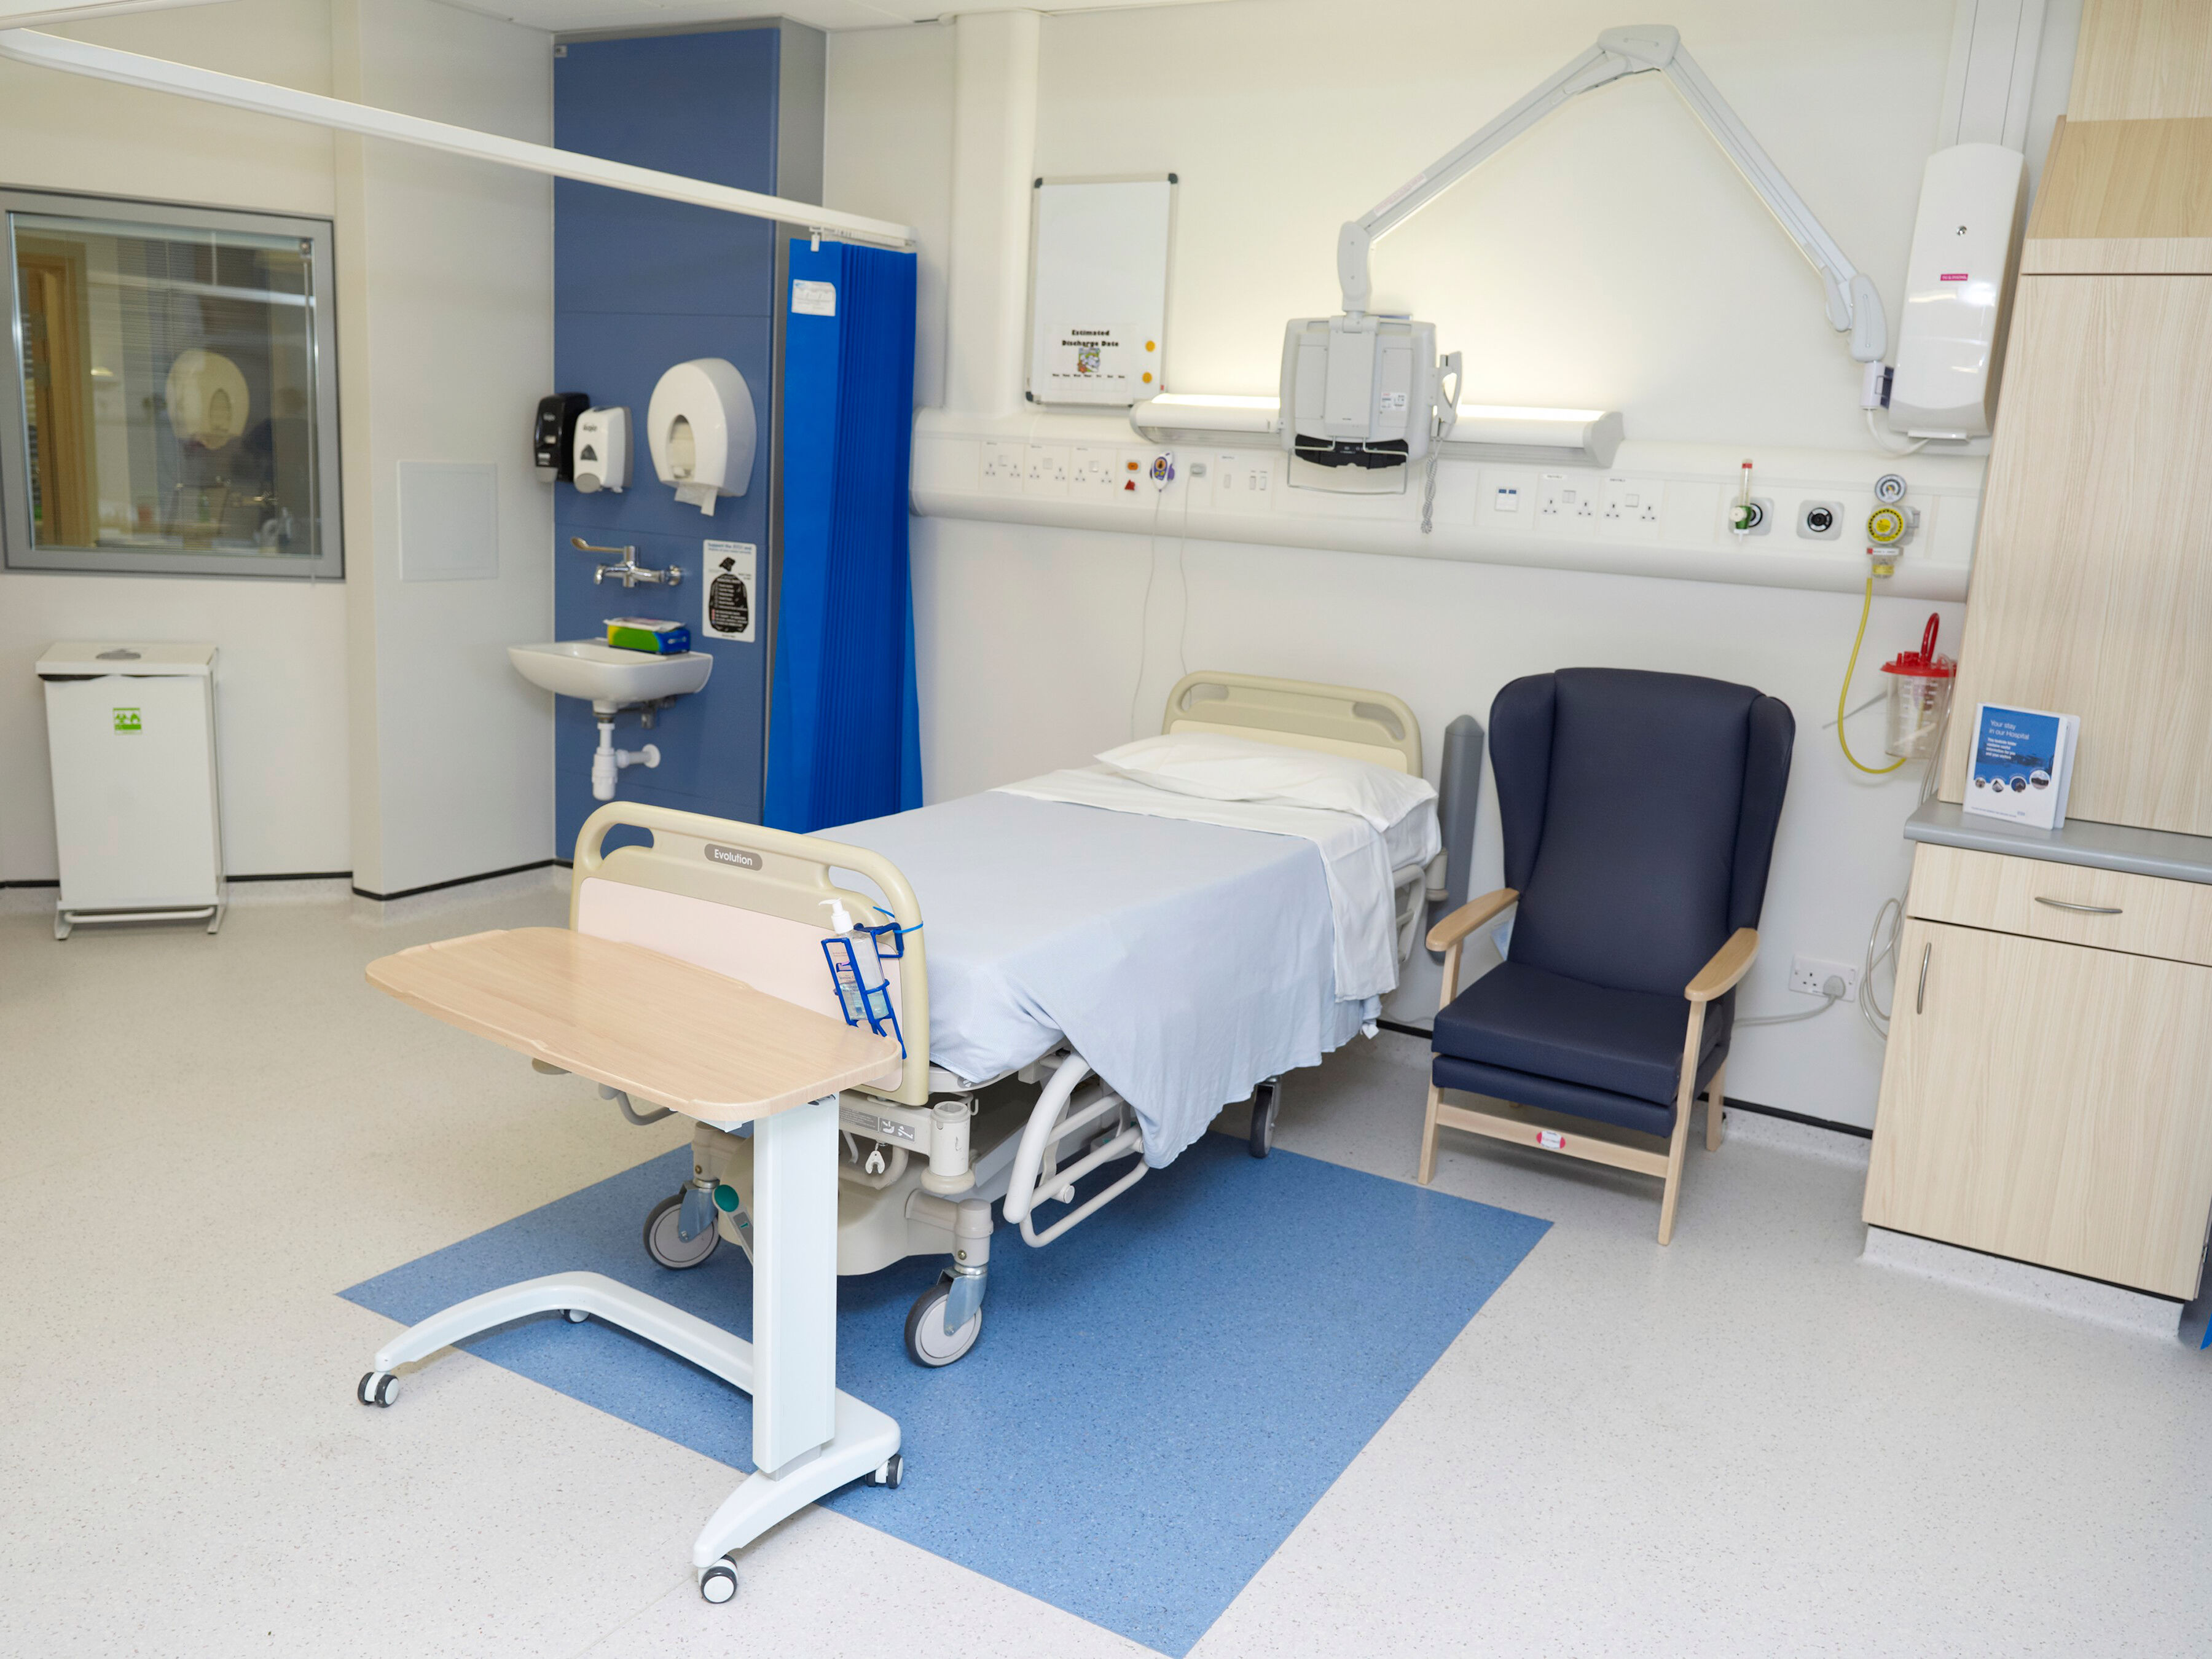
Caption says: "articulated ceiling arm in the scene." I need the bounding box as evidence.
[1647,33,1887,361]
[1337,40,1636,316]
[1335,23,1886,363]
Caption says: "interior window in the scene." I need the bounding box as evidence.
[2,194,340,578]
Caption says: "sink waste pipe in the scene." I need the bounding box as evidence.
[591,705,659,801]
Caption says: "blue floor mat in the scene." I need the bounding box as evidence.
[343,1134,1547,1655]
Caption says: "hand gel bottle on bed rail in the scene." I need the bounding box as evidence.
[820,899,904,1054]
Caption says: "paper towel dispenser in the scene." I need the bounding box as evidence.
[647,358,756,515]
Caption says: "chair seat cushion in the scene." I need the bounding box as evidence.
[1431,1055,1679,1140]
[1432,960,1725,1107]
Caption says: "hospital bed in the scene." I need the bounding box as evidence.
[353,669,1463,1602]
[611,672,1457,1367]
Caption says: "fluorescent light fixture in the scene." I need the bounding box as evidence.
[1129,393,1282,445]
[1454,403,1607,422]
[1132,394,1622,468]
[1443,405,1624,468]
[1147,394,1281,407]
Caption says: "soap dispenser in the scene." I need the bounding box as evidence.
[646,358,756,515]
[571,406,630,494]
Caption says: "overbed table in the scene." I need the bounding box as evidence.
[358,926,905,1602]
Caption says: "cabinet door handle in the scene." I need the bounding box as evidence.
[1916,942,1931,1014]
[2035,896,2123,916]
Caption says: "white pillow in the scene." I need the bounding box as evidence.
[1096,730,1435,831]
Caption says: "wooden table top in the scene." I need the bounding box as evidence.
[366,927,902,1121]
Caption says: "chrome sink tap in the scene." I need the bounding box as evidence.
[572,536,682,589]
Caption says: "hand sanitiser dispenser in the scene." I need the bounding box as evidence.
[572,406,630,493]
[647,358,756,514]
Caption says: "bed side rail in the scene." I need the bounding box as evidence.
[570,802,933,1107]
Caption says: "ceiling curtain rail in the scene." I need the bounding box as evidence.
[0,25,917,248]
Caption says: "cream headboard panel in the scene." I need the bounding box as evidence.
[1163,672,1423,775]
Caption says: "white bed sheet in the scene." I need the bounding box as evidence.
[997,764,1437,1002]
[825,790,1377,1167]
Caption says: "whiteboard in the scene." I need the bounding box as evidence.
[1027,178,1174,408]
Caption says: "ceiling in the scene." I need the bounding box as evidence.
[455,0,1228,35]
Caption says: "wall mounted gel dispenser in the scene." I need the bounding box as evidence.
[572,406,630,493]
[647,358,756,514]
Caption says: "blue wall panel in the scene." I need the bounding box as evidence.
[552,29,781,857]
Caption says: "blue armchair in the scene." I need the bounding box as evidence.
[1419,669,1794,1242]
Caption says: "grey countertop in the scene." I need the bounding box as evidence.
[1904,799,2212,886]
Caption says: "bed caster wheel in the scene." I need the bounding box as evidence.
[1249,1080,1281,1159]
[903,1276,982,1368]
[698,1559,738,1604]
[356,1371,399,1408]
[644,1191,721,1271]
[563,1308,589,1324]
[868,1453,904,1489]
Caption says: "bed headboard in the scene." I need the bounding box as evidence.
[1163,672,1423,775]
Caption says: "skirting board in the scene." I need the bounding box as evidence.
[1718,1102,1872,1168]
[4,876,351,915]
[1862,1225,2186,1339]
[227,877,353,908]
[349,861,567,927]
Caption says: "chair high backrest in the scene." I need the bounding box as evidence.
[1490,669,1795,998]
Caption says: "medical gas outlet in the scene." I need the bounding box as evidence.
[1728,460,1771,537]
[1865,476,1918,577]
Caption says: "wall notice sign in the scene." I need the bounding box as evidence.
[1028,177,1174,408]
[791,279,836,317]
[702,540,756,643]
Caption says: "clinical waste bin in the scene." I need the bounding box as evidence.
[37,641,224,940]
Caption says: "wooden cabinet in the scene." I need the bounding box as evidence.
[1875,9,2212,1300]
[1940,272,2212,834]
[1865,906,2212,1298]
[1906,842,2212,968]
[2068,0,2212,122]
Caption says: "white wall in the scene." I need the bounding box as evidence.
[827,0,2063,1129]
[0,0,350,880]
[0,0,557,893]
[333,0,555,896]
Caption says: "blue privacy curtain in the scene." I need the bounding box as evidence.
[765,240,923,831]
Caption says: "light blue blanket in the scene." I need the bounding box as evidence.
[826,791,1375,1167]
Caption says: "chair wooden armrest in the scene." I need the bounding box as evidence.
[1685,927,1759,1003]
[1425,888,1519,954]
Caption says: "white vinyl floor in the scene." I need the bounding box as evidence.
[2,885,2207,1658]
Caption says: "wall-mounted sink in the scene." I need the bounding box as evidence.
[509,640,713,710]
[512,640,715,802]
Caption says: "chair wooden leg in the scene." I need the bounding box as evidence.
[1418,1083,1443,1185]
[1658,1003,1708,1245]
[1418,940,1463,1188]
[1657,1100,1692,1245]
[1705,1061,1728,1151]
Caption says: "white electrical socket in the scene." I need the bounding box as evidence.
[980,441,1024,493]
[1789,954,1860,1001]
